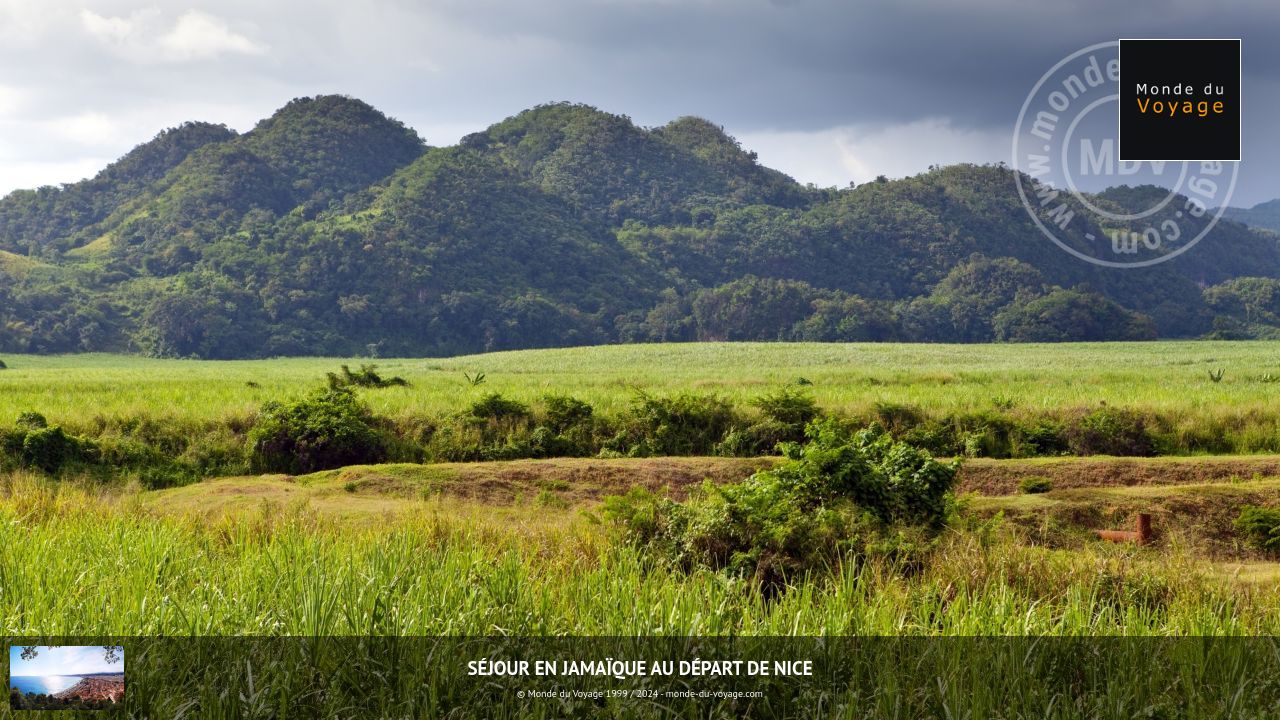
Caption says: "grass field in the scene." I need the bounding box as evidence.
[3,341,1280,427]
[2,344,1279,646]
[10,467,1280,717]
[2,467,1278,638]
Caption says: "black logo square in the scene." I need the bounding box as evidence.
[1119,39,1240,161]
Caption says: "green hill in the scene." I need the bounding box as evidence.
[1222,199,1280,234]
[1,96,1279,357]
[0,121,236,255]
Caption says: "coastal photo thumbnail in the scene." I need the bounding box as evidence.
[8,645,124,711]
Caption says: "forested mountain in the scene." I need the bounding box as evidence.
[1223,199,1280,234]
[2,96,1278,357]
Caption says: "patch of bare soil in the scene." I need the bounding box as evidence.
[958,456,1280,495]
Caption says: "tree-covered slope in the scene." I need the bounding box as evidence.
[0,122,236,255]
[1222,199,1280,234]
[465,103,815,225]
[1,96,1279,357]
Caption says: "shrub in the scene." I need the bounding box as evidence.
[1234,506,1280,555]
[718,387,822,455]
[542,395,594,433]
[0,427,23,464]
[468,393,531,422]
[21,426,94,474]
[249,389,389,474]
[16,411,47,430]
[520,426,576,459]
[1017,418,1068,456]
[952,411,1018,458]
[872,401,925,434]
[752,387,819,427]
[604,420,959,592]
[1064,406,1155,456]
[716,419,796,457]
[1019,476,1053,494]
[326,364,408,390]
[608,392,739,457]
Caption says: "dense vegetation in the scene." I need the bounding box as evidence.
[606,419,959,592]
[4,96,1280,357]
[8,341,1280,488]
[1223,198,1280,234]
[2,469,1278,640]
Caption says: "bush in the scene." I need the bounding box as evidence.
[1064,406,1155,456]
[752,387,819,428]
[604,420,959,592]
[542,395,593,433]
[326,364,408,390]
[607,392,740,457]
[21,426,87,473]
[718,387,822,455]
[1234,506,1280,555]
[2,413,97,474]
[872,402,925,434]
[716,419,796,457]
[468,393,531,422]
[1019,476,1053,494]
[249,389,390,474]
[16,411,47,430]
[1017,418,1068,456]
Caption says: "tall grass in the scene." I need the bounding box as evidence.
[2,474,1276,638]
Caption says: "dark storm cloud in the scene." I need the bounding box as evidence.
[407,0,1280,130]
[0,0,1276,203]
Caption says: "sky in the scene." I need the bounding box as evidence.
[1,0,1277,206]
[8,646,124,676]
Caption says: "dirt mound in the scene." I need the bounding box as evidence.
[958,456,1280,495]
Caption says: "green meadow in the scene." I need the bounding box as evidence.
[4,340,1280,425]
[2,342,1279,642]
[2,471,1277,638]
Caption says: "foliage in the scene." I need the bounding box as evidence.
[248,389,389,474]
[719,386,821,456]
[10,690,114,711]
[1065,406,1156,457]
[16,411,47,430]
[1234,506,1280,555]
[1,412,96,474]
[608,391,740,457]
[542,395,594,434]
[326,364,408,390]
[7,344,1280,482]
[2,97,1278,356]
[21,426,80,473]
[468,393,531,422]
[604,420,959,590]
[994,288,1158,342]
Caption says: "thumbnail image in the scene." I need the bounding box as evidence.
[9,646,124,711]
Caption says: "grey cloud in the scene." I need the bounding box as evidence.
[0,0,1275,203]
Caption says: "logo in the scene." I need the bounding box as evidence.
[1012,41,1238,268]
